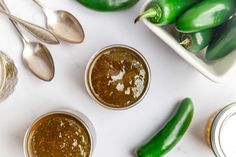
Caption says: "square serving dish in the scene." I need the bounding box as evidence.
[141,1,236,83]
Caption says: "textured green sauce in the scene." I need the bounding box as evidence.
[88,47,149,109]
[27,113,91,157]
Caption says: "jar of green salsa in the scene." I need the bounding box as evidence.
[24,110,95,157]
[85,45,151,110]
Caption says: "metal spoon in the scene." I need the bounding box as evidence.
[33,0,85,43]
[0,5,59,44]
[0,0,55,81]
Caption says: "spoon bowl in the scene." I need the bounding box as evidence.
[23,42,55,81]
[46,10,85,43]
[33,0,85,43]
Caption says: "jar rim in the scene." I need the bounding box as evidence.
[210,103,236,157]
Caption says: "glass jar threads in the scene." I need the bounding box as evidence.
[0,51,17,102]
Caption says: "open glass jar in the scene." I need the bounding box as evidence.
[24,110,96,157]
[0,51,17,102]
[205,103,236,157]
[85,45,151,110]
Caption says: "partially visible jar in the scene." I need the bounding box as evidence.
[205,103,236,157]
[0,51,18,102]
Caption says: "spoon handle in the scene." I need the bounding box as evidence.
[32,0,51,14]
[0,4,59,45]
[32,0,45,8]
[19,20,59,45]
[0,0,29,43]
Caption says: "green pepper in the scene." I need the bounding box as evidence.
[206,16,236,61]
[179,29,214,53]
[176,0,235,33]
[136,98,194,157]
[134,0,200,25]
[75,0,139,11]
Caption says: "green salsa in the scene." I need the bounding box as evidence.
[27,113,91,157]
[88,46,149,109]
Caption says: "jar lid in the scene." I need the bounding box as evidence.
[211,103,236,157]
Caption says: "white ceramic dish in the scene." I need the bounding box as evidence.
[141,1,236,83]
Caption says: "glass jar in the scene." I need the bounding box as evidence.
[205,103,236,157]
[85,44,151,110]
[24,110,96,157]
[0,51,18,102]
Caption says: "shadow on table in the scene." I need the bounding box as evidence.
[190,117,208,146]
[7,122,28,156]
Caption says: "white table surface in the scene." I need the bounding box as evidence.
[1,0,236,157]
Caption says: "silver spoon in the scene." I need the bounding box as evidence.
[33,0,85,43]
[0,0,55,81]
[0,5,59,44]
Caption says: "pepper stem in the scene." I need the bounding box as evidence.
[134,8,159,24]
[180,38,191,46]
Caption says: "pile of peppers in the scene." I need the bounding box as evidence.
[136,0,236,61]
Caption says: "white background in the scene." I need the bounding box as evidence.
[0,0,235,157]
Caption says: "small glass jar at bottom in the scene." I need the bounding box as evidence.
[0,51,18,102]
[24,110,96,157]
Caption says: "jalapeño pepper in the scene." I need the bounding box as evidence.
[179,29,214,53]
[136,98,194,157]
[135,0,200,25]
[76,0,139,11]
[176,0,235,33]
[206,16,236,61]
